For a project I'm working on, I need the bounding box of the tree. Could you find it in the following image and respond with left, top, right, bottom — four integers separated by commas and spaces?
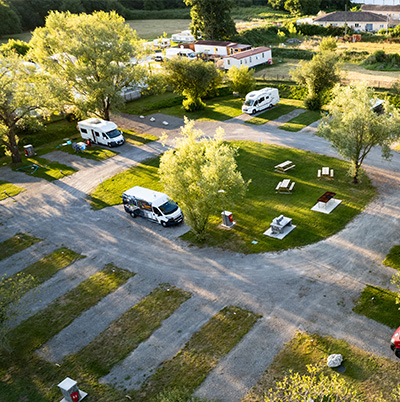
267, 0, 285, 10
284, 0, 321, 15
227, 65, 256, 98
0, 0, 21, 35
0, 54, 54, 163
159, 119, 247, 238
29, 11, 145, 120
319, 36, 337, 52
290, 51, 341, 110
264, 364, 362, 402
183, 0, 237, 40
317, 83, 400, 184
164, 58, 222, 111
0, 273, 36, 351
59, 0, 85, 13
0, 39, 31, 56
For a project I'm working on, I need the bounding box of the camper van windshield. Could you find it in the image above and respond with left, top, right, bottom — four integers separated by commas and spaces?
244, 99, 254, 106
107, 129, 121, 138
159, 200, 178, 215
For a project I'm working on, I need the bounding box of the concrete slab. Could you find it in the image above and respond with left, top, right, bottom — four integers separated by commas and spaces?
311, 199, 342, 214
263, 224, 296, 239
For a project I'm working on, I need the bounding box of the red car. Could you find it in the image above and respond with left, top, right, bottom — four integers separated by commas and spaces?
390, 326, 400, 358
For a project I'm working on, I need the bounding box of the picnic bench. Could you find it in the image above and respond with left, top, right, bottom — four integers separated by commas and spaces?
275, 160, 295, 173
317, 191, 336, 210
270, 215, 292, 234
317, 167, 334, 180
275, 179, 295, 194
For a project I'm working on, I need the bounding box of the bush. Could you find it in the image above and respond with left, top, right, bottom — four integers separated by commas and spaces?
271, 47, 314, 60
233, 25, 287, 46
295, 23, 350, 37
304, 94, 322, 110
182, 97, 205, 112
340, 50, 369, 63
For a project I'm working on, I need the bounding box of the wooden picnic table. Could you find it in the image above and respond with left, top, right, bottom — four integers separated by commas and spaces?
318, 167, 334, 179
275, 160, 295, 173
317, 191, 336, 208
276, 179, 295, 194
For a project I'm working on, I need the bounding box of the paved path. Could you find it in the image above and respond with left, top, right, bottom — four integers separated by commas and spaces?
1, 111, 400, 401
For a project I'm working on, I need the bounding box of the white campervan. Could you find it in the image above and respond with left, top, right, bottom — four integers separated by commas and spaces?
77, 118, 125, 147
242, 87, 279, 115
122, 186, 184, 227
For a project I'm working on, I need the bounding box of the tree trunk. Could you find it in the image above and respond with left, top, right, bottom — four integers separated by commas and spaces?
7, 126, 21, 164
352, 162, 360, 184
103, 98, 111, 121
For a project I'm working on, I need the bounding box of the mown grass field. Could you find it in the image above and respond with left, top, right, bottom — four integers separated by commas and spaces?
0, 180, 25, 201
242, 331, 400, 402
90, 141, 376, 254
279, 110, 322, 132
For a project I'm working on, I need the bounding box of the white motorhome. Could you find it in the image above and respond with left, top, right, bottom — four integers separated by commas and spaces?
242, 87, 279, 115
122, 186, 184, 227
77, 118, 125, 147
165, 47, 196, 60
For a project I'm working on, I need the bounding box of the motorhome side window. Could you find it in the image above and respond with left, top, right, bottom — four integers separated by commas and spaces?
80, 128, 87, 134
95, 131, 100, 137
102, 133, 108, 139
259, 97, 264, 103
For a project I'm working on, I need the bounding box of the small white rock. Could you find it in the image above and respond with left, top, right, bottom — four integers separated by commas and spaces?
162, 121, 169, 126
327, 354, 343, 368
139, 115, 145, 119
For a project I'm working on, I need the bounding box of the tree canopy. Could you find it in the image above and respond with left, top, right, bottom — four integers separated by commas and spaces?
29, 10, 145, 120
164, 58, 221, 111
184, 0, 237, 40
227, 65, 256, 98
159, 119, 247, 238
317, 83, 400, 183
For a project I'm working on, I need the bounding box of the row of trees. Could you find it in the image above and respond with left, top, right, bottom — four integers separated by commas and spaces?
268, 0, 352, 15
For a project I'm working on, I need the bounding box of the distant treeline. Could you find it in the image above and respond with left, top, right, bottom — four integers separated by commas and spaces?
0, 0, 267, 34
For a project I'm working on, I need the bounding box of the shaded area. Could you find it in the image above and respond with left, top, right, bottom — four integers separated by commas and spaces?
0, 233, 40, 261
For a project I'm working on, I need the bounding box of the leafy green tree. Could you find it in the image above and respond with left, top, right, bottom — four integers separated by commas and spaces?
0, 0, 21, 34
29, 11, 145, 121
159, 118, 247, 238
227, 65, 256, 98
164, 58, 221, 111
184, 0, 237, 40
0, 273, 36, 351
59, 0, 85, 13
267, 0, 285, 10
0, 39, 31, 56
0, 54, 54, 163
143, 0, 164, 9
264, 364, 362, 402
319, 36, 337, 52
290, 51, 341, 110
284, 0, 321, 16
317, 83, 400, 184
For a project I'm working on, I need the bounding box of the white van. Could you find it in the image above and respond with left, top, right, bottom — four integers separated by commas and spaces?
122, 186, 184, 227
242, 87, 279, 115
77, 118, 125, 147
165, 47, 196, 60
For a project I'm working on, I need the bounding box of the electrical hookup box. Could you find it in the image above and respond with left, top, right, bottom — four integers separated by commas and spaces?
221, 211, 235, 228
58, 377, 87, 402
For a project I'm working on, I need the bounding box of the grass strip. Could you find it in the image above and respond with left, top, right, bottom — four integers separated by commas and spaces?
243, 331, 400, 402
0, 233, 41, 261
383, 245, 400, 270
13, 156, 77, 181
59, 145, 118, 161
278, 110, 322, 132
9, 263, 134, 356
64, 284, 191, 377
90, 155, 161, 210
135, 306, 260, 401
0, 180, 25, 200
245, 104, 298, 125
6, 247, 84, 297
353, 285, 400, 329
121, 128, 158, 146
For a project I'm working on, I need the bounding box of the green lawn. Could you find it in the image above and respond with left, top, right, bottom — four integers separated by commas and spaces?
0, 233, 41, 261
121, 128, 159, 146
243, 331, 400, 402
383, 245, 400, 270
135, 306, 260, 401
0, 180, 25, 200
278, 110, 322, 132
245, 98, 304, 125
90, 141, 376, 254
353, 285, 400, 329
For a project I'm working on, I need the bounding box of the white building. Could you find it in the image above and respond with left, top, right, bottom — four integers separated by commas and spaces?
361, 4, 400, 20
223, 47, 272, 70
193, 40, 251, 57
356, 0, 400, 4
171, 30, 195, 43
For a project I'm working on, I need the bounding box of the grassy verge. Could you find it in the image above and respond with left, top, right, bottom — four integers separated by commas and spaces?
383, 245, 400, 270
6, 247, 84, 296
13, 155, 77, 181
278, 110, 322, 132
64, 284, 191, 377
242, 331, 400, 402
89, 141, 376, 253
59, 144, 118, 161
0, 180, 25, 200
90, 156, 161, 210
121, 128, 159, 146
135, 306, 260, 401
9, 264, 134, 357
0, 233, 41, 261
353, 285, 400, 329
245, 102, 301, 125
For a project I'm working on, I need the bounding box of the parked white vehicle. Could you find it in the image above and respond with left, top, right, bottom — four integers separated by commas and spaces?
122, 186, 184, 227
242, 87, 279, 114
77, 118, 125, 147
165, 47, 196, 60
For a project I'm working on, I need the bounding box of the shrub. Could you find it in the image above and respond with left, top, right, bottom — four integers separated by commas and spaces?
272, 47, 314, 60
233, 25, 287, 46
182, 97, 205, 112
304, 94, 322, 111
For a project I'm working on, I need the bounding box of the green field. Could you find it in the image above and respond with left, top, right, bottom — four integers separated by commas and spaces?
90, 141, 376, 254
279, 110, 322, 132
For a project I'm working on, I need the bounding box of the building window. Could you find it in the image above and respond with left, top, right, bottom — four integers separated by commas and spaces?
262, 53, 264, 58
380, 24, 384, 28
355, 23, 360, 27
227, 59, 230, 65
240, 60, 242, 64
250, 57, 252, 62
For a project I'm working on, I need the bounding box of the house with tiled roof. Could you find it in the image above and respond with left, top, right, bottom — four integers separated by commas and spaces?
361, 4, 400, 22
222, 47, 272, 70
313, 11, 389, 32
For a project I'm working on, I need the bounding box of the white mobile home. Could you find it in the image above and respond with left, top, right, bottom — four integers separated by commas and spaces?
171, 30, 195, 43
223, 47, 272, 70
194, 40, 251, 57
